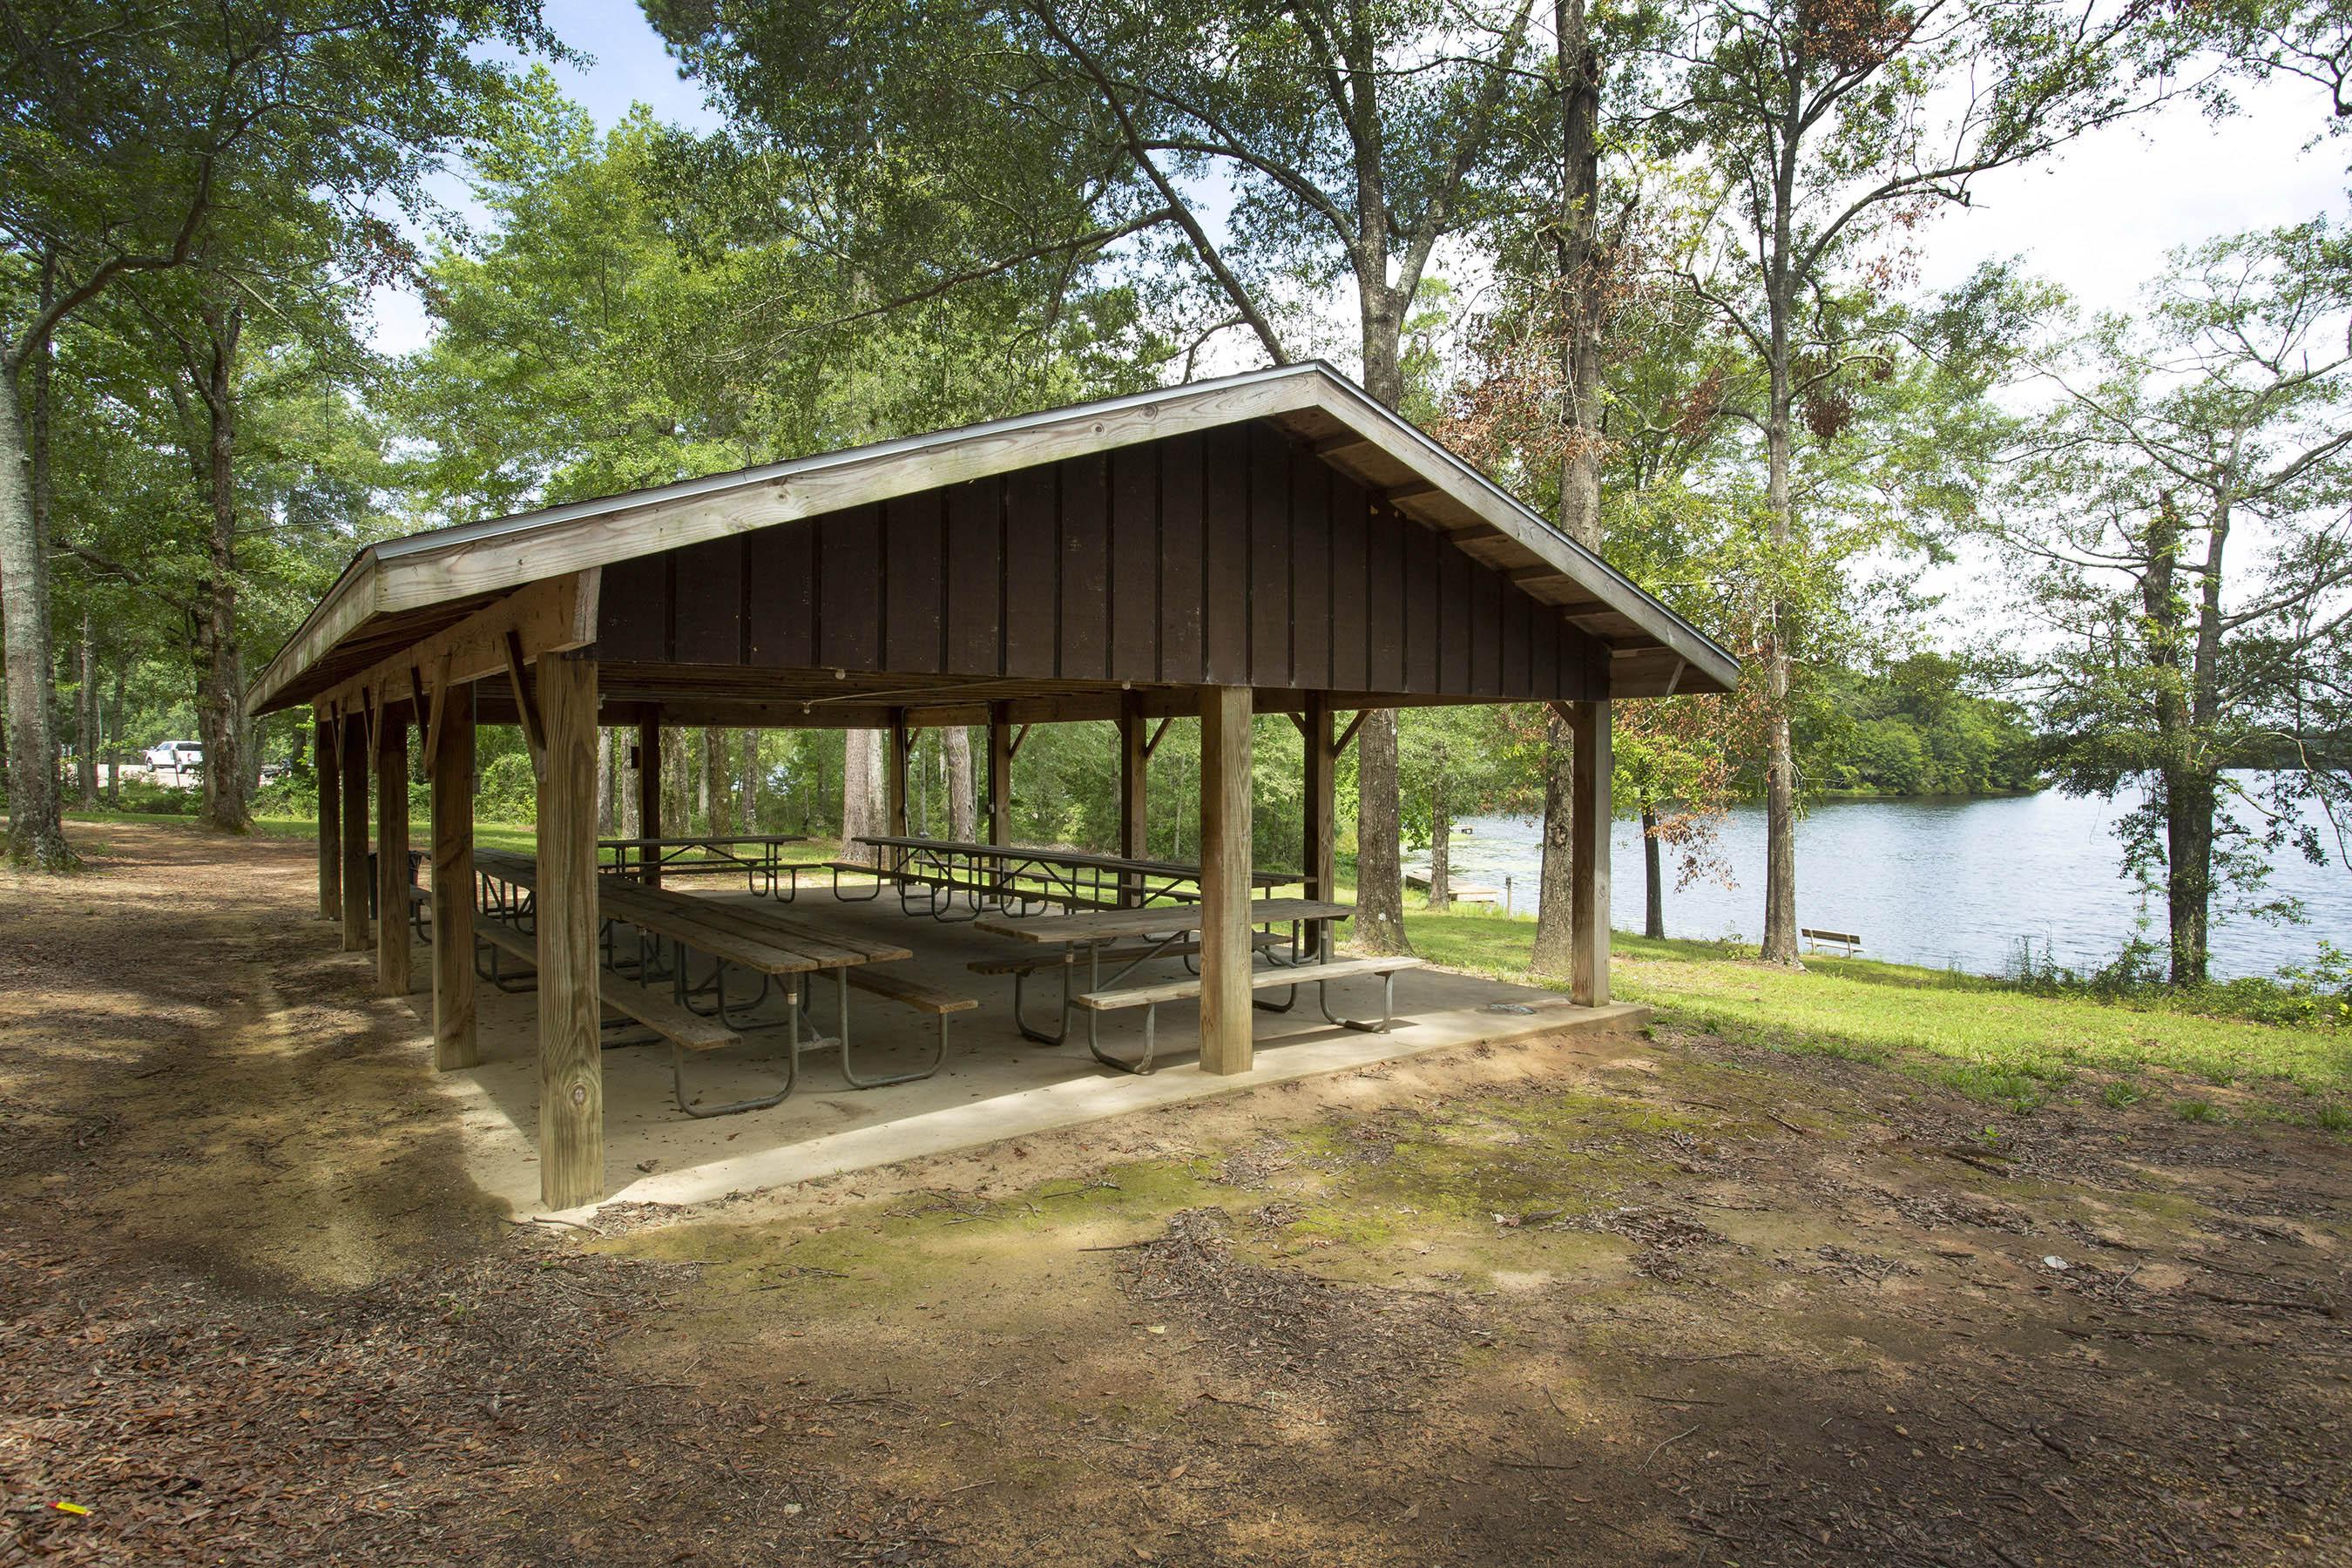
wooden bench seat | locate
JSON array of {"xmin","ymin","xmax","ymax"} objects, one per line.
[
  {"xmin": 966, "ymin": 929, "xmax": 1283, "ymax": 977},
  {"xmin": 848, "ymin": 967, "xmax": 978, "ymax": 1015},
  {"xmin": 475, "ymin": 916, "xmax": 740, "ymax": 1052},
  {"xmin": 1072, "ymin": 955, "xmax": 1428, "ymax": 1074},
  {"xmin": 1077, "ymin": 956, "xmax": 1426, "ymax": 1010}
]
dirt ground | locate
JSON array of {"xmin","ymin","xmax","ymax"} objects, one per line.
[{"xmin": 3, "ymin": 821, "xmax": 2349, "ymax": 1566}]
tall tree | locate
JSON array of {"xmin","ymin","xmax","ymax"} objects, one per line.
[
  {"xmin": 1991, "ymin": 223, "xmax": 2352, "ymax": 984},
  {"xmin": 649, "ymin": 0, "xmax": 1576, "ymax": 953},
  {"xmin": 1654, "ymin": 0, "xmax": 2187, "ymax": 962},
  {"xmin": 0, "ymin": 0, "xmax": 547, "ymax": 866}
]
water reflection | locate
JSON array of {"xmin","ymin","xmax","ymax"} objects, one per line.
[{"xmin": 1409, "ymin": 776, "xmax": 2350, "ymax": 980}]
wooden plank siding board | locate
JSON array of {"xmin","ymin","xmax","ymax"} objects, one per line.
[
  {"xmin": 1328, "ymin": 473, "xmax": 1368, "ymax": 692},
  {"xmin": 746, "ymin": 517, "xmax": 815, "ymax": 667},
  {"xmin": 1003, "ymin": 466, "xmax": 1058, "ymax": 679},
  {"xmin": 1109, "ymin": 445, "xmax": 1158, "ymax": 678},
  {"xmin": 1157, "ymin": 433, "xmax": 1205, "ymax": 682},
  {"xmin": 598, "ymin": 552, "xmax": 668, "ymax": 665},
  {"xmin": 883, "ymin": 490, "xmax": 944, "ymax": 673},
  {"xmin": 1247, "ymin": 423, "xmax": 1291, "ymax": 688},
  {"xmin": 1366, "ymin": 498, "xmax": 1405, "ymax": 690},
  {"xmin": 1440, "ymin": 542, "xmax": 1471, "ymax": 694},
  {"xmin": 595, "ymin": 420, "xmax": 1612, "ymax": 705},
  {"xmin": 1057, "ymin": 455, "xmax": 1111, "ymax": 679},
  {"xmin": 1502, "ymin": 587, "xmax": 1531, "ymax": 694},
  {"xmin": 817, "ymin": 504, "xmax": 881, "ymax": 670},
  {"xmin": 1472, "ymin": 565, "xmax": 1504, "ymax": 696},
  {"xmin": 1200, "ymin": 425, "xmax": 1249, "ymax": 686},
  {"xmin": 944, "ymin": 477, "xmax": 1002, "ymax": 672},
  {"xmin": 1290, "ymin": 445, "xmax": 1331, "ymax": 690},
  {"xmin": 672, "ymin": 536, "xmax": 742, "ymax": 666}
]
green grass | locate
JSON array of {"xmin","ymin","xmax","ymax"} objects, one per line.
[{"xmin": 1392, "ymin": 907, "xmax": 2352, "ymax": 1116}]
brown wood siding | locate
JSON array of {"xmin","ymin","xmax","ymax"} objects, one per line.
[
  {"xmin": 1291, "ymin": 448, "xmax": 1331, "ymax": 690},
  {"xmin": 1200, "ymin": 425, "xmax": 1249, "ymax": 686},
  {"xmin": 598, "ymin": 419, "xmax": 1606, "ymax": 704},
  {"xmin": 1003, "ymin": 466, "xmax": 1056, "ymax": 679},
  {"xmin": 1058, "ymin": 455, "xmax": 1110, "ymax": 679},
  {"xmin": 1247, "ymin": 424, "xmax": 1291, "ymax": 687},
  {"xmin": 944, "ymin": 477, "xmax": 1000, "ymax": 672},
  {"xmin": 883, "ymin": 491, "xmax": 944, "ymax": 672},
  {"xmin": 747, "ymin": 516, "xmax": 815, "ymax": 668}
]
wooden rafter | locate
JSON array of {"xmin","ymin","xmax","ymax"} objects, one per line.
[{"xmin": 504, "ymin": 629, "xmax": 547, "ymax": 782}]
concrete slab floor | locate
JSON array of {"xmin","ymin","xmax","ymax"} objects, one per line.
[{"xmin": 410, "ymin": 885, "xmax": 1652, "ymax": 1216}]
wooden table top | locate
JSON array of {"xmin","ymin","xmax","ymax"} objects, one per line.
[
  {"xmin": 474, "ymin": 848, "xmax": 907, "ymax": 971},
  {"xmin": 598, "ymin": 833, "xmax": 810, "ymax": 849},
  {"xmin": 856, "ymin": 835, "xmax": 1293, "ymax": 886},
  {"xmin": 973, "ymin": 898, "xmax": 1350, "ymax": 945}
]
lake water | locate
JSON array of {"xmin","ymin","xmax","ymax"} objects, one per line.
[{"xmin": 1410, "ymin": 778, "xmax": 2351, "ymax": 981}]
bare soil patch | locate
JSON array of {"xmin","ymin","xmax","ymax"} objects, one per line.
[{"xmin": 5, "ymin": 821, "xmax": 2350, "ymax": 1565}]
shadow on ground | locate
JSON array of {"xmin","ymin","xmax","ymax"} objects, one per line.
[{"xmin": 3, "ymin": 821, "xmax": 2347, "ymax": 1565}]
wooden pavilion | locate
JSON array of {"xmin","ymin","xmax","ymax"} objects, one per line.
[{"xmin": 247, "ymin": 362, "xmax": 1737, "ymax": 1207}]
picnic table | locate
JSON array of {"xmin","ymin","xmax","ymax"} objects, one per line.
[
  {"xmin": 470, "ymin": 847, "xmax": 964, "ymax": 1112},
  {"xmin": 599, "ymin": 832, "xmax": 810, "ymax": 896},
  {"xmin": 851, "ymin": 835, "xmax": 1292, "ymax": 922},
  {"xmin": 970, "ymin": 899, "xmax": 1423, "ymax": 1074}
]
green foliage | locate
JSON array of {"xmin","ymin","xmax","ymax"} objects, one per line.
[
  {"xmin": 1986, "ymin": 220, "xmax": 2352, "ymax": 981},
  {"xmin": 1800, "ymin": 656, "xmax": 2041, "ymax": 796},
  {"xmin": 476, "ymin": 753, "xmax": 541, "ymax": 825}
]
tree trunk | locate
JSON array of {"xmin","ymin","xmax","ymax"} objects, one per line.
[
  {"xmin": 0, "ymin": 364, "xmax": 71, "ymax": 868},
  {"xmin": 1642, "ymin": 798, "xmax": 1665, "ymax": 939},
  {"xmin": 662, "ymin": 727, "xmax": 693, "ymax": 835},
  {"xmin": 2163, "ymin": 768, "xmax": 2214, "ymax": 986},
  {"xmin": 1531, "ymin": 8, "xmax": 1607, "ymax": 971},
  {"xmin": 1354, "ymin": 708, "xmax": 1410, "ymax": 954},
  {"xmin": 2143, "ymin": 495, "xmax": 2212, "ymax": 987},
  {"xmin": 1428, "ymin": 754, "xmax": 1452, "ymax": 912},
  {"xmin": 618, "ymin": 729, "xmax": 642, "ymax": 839},
  {"xmin": 1757, "ymin": 126, "xmax": 1802, "ymax": 967},
  {"xmin": 105, "ymin": 657, "xmax": 125, "ymax": 806},
  {"xmin": 946, "ymin": 725, "xmax": 975, "ymax": 840},
  {"xmin": 842, "ymin": 727, "xmax": 880, "ymax": 862},
  {"xmin": 596, "ymin": 729, "xmax": 615, "ymax": 835},
  {"xmin": 1349, "ymin": 275, "xmax": 1414, "ymax": 955},
  {"xmin": 75, "ymin": 612, "xmax": 98, "ymax": 807},
  {"xmin": 1530, "ymin": 705, "xmax": 1577, "ymax": 974},
  {"xmin": 1554, "ymin": 0, "xmax": 1605, "ymax": 545},
  {"xmin": 699, "ymin": 727, "xmax": 721, "ymax": 834},
  {"xmin": 191, "ymin": 304, "xmax": 249, "ymax": 835},
  {"xmin": 739, "ymin": 730, "xmax": 759, "ymax": 831}
]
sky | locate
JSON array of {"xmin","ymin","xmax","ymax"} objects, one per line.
[{"xmin": 369, "ymin": 0, "xmax": 2350, "ymax": 369}]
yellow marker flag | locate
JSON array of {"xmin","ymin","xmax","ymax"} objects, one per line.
[{"xmin": 52, "ymin": 1502, "xmax": 90, "ymax": 1516}]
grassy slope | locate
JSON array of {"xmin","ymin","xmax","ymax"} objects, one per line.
[{"xmin": 1401, "ymin": 907, "xmax": 2351, "ymax": 1118}]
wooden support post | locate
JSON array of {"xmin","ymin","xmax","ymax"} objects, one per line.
[
  {"xmin": 375, "ymin": 703, "xmax": 412, "ymax": 996},
  {"xmin": 1119, "ymin": 691, "xmax": 1147, "ymax": 904},
  {"xmin": 431, "ymin": 681, "xmax": 477, "ymax": 1071},
  {"xmin": 1198, "ymin": 686, "xmax": 1254, "ymax": 1075},
  {"xmin": 986, "ymin": 701, "xmax": 1012, "ymax": 845},
  {"xmin": 636, "ymin": 713, "xmax": 661, "ymax": 887},
  {"xmin": 340, "ymin": 715, "xmax": 370, "ymax": 951},
  {"xmin": 887, "ymin": 710, "xmax": 910, "ymax": 838},
  {"xmin": 1568, "ymin": 700, "xmax": 1612, "ymax": 1007},
  {"xmin": 315, "ymin": 713, "xmax": 340, "ymax": 921},
  {"xmin": 1302, "ymin": 693, "xmax": 1335, "ymax": 918},
  {"xmin": 537, "ymin": 653, "xmax": 603, "ymax": 1210}
]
